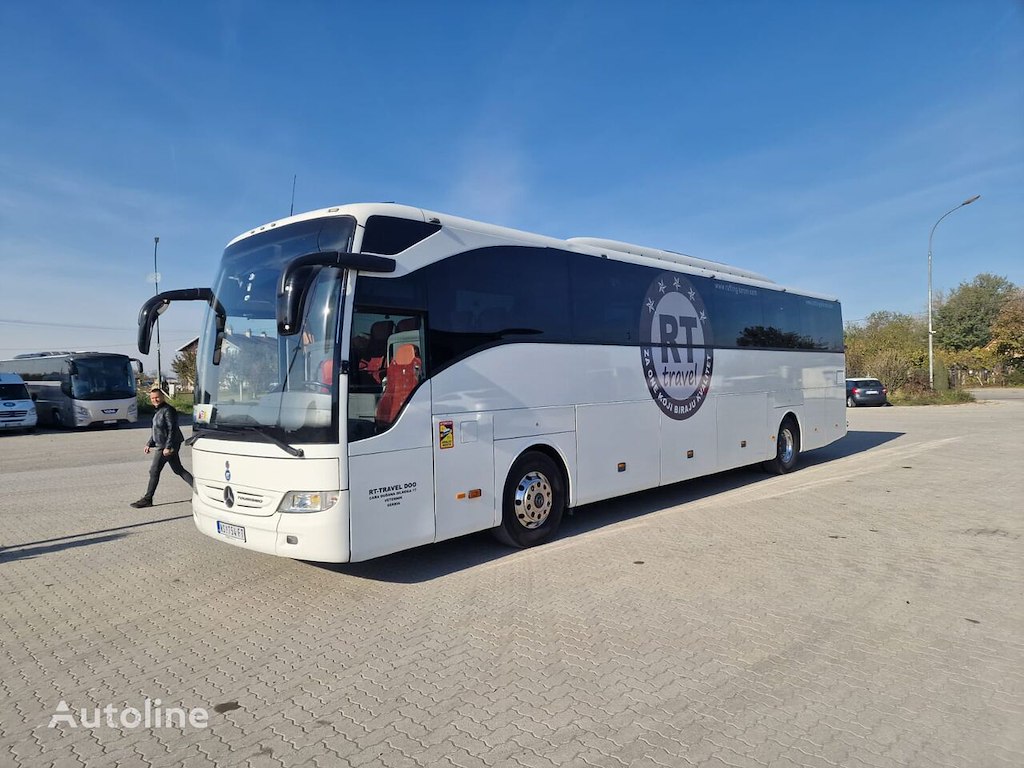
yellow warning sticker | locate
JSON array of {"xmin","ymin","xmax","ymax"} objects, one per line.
[{"xmin": 439, "ymin": 420, "xmax": 454, "ymax": 449}]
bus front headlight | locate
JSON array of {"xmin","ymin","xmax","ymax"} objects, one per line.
[{"xmin": 278, "ymin": 491, "xmax": 340, "ymax": 513}]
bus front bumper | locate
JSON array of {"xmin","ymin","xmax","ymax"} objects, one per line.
[
  {"xmin": 75, "ymin": 400, "xmax": 138, "ymax": 426},
  {"xmin": 192, "ymin": 491, "xmax": 351, "ymax": 563}
]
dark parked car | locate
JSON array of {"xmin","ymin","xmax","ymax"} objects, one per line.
[{"xmin": 846, "ymin": 377, "xmax": 889, "ymax": 407}]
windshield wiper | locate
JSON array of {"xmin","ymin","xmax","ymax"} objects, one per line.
[
  {"xmin": 186, "ymin": 424, "xmax": 304, "ymax": 457},
  {"xmin": 235, "ymin": 426, "xmax": 305, "ymax": 457}
]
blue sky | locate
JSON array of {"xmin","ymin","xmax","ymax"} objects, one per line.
[{"xmin": 1, "ymin": 1, "xmax": 1021, "ymax": 371}]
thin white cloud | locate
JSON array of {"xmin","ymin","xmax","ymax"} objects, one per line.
[{"xmin": 447, "ymin": 139, "xmax": 531, "ymax": 224}]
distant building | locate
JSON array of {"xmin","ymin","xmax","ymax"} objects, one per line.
[{"xmin": 174, "ymin": 337, "xmax": 199, "ymax": 394}]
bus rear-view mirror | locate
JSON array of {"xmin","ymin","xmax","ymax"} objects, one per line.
[{"xmin": 137, "ymin": 288, "xmax": 222, "ymax": 355}]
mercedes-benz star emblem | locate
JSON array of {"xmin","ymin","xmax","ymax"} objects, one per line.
[{"xmin": 223, "ymin": 486, "xmax": 235, "ymax": 508}]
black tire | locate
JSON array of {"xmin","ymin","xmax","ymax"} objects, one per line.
[
  {"xmin": 493, "ymin": 451, "xmax": 566, "ymax": 548},
  {"xmin": 763, "ymin": 416, "xmax": 800, "ymax": 475},
  {"xmin": 847, "ymin": 396, "xmax": 857, "ymax": 408},
  {"xmin": 52, "ymin": 410, "xmax": 65, "ymax": 428}
]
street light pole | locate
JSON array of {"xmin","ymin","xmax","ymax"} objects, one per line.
[
  {"xmin": 153, "ymin": 236, "xmax": 162, "ymax": 388},
  {"xmin": 928, "ymin": 195, "xmax": 980, "ymax": 389}
]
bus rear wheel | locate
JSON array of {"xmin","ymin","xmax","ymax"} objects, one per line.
[
  {"xmin": 763, "ymin": 416, "xmax": 800, "ymax": 475},
  {"xmin": 494, "ymin": 451, "xmax": 566, "ymax": 549}
]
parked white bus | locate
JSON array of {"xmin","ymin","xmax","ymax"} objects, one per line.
[
  {"xmin": 138, "ymin": 203, "xmax": 846, "ymax": 562},
  {"xmin": 0, "ymin": 352, "xmax": 140, "ymax": 428}
]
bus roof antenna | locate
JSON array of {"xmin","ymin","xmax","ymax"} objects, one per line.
[{"xmin": 290, "ymin": 175, "xmax": 297, "ymax": 216}]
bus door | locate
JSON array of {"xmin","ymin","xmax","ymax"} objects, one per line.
[
  {"xmin": 346, "ymin": 397, "xmax": 435, "ymax": 561},
  {"xmin": 346, "ymin": 311, "xmax": 435, "ymax": 561},
  {"xmin": 432, "ymin": 413, "xmax": 495, "ymax": 542}
]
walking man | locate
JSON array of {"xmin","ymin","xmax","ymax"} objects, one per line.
[{"xmin": 130, "ymin": 384, "xmax": 193, "ymax": 508}]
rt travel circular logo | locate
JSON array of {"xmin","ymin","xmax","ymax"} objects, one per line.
[{"xmin": 640, "ymin": 273, "xmax": 713, "ymax": 420}]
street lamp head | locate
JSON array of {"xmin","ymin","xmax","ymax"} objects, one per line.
[{"xmin": 962, "ymin": 195, "xmax": 981, "ymax": 206}]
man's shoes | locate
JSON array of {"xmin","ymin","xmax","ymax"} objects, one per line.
[{"xmin": 130, "ymin": 498, "xmax": 153, "ymax": 508}]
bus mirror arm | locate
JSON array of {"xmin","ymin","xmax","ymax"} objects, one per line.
[
  {"xmin": 137, "ymin": 288, "xmax": 226, "ymax": 355},
  {"xmin": 277, "ymin": 251, "xmax": 396, "ymax": 336}
]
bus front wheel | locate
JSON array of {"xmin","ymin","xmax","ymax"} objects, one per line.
[
  {"xmin": 494, "ymin": 451, "xmax": 566, "ymax": 549},
  {"xmin": 763, "ymin": 417, "xmax": 800, "ymax": 475}
]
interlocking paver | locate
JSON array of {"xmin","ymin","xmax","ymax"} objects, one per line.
[{"xmin": 2, "ymin": 399, "xmax": 1023, "ymax": 767}]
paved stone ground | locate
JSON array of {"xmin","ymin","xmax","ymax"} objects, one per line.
[{"xmin": 1, "ymin": 395, "xmax": 1021, "ymax": 767}]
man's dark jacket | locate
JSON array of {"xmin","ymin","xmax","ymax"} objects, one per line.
[{"xmin": 148, "ymin": 404, "xmax": 185, "ymax": 450}]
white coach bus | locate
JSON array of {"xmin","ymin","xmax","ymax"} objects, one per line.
[
  {"xmin": 0, "ymin": 351, "xmax": 140, "ymax": 428},
  {"xmin": 138, "ymin": 203, "xmax": 846, "ymax": 562}
]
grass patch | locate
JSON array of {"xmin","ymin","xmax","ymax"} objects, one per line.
[{"xmin": 889, "ymin": 388, "xmax": 975, "ymax": 406}]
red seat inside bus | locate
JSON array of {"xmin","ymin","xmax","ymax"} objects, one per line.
[{"xmin": 375, "ymin": 343, "xmax": 421, "ymax": 428}]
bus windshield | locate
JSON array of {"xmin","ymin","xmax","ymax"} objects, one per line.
[
  {"xmin": 194, "ymin": 216, "xmax": 356, "ymax": 444},
  {"xmin": 70, "ymin": 356, "xmax": 137, "ymax": 400}
]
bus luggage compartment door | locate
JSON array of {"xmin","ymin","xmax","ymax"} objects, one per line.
[{"xmin": 432, "ymin": 413, "xmax": 495, "ymax": 542}]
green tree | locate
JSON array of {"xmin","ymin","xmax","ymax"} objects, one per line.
[
  {"xmin": 843, "ymin": 311, "xmax": 927, "ymax": 392},
  {"xmin": 172, "ymin": 347, "xmax": 197, "ymax": 391},
  {"xmin": 933, "ymin": 273, "xmax": 1016, "ymax": 351},
  {"xmin": 987, "ymin": 288, "xmax": 1024, "ymax": 367},
  {"xmin": 941, "ymin": 347, "xmax": 1003, "ymax": 387}
]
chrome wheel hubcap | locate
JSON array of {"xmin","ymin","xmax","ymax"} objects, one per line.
[
  {"xmin": 780, "ymin": 428, "xmax": 795, "ymax": 464},
  {"xmin": 514, "ymin": 471, "xmax": 552, "ymax": 529}
]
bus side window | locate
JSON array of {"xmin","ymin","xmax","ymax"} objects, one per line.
[{"xmin": 348, "ymin": 310, "xmax": 426, "ymax": 441}]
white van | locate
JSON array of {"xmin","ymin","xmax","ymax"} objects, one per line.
[{"xmin": 0, "ymin": 372, "xmax": 38, "ymax": 432}]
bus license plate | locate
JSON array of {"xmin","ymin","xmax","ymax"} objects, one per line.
[{"xmin": 217, "ymin": 521, "xmax": 246, "ymax": 542}]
